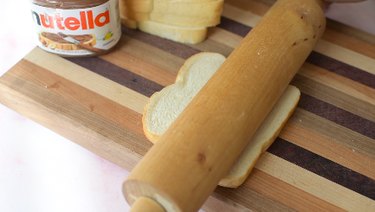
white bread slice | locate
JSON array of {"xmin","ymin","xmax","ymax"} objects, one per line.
[
  {"xmin": 150, "ymin": 0, "xmax": 223, "ymax": 27},
  {"xmin": 142, "ymin": 52, "xmax": 300, "ymax": 187},
  {"xmin": 152, "ymin": 0, "xmax": 223, "ymax": 15},
  {"xmin": 138, "ymin": 21, "xmax": 208, "ymax": 44},
  {"xmin": 125, "ymin": 11, "xmax": 149, "ymax": 22},
  {"xmin": 143, "ymin": 52, "xmax": 225, "ymax": 142},
  {"xmin": 149, "ymin": 12, "xmax": 221, "ymax": 28},
  {"xmin": 219, "ymin": 86, "xmax": 300, "ymax": 187},
  {"xmin": 122, "ymin": 0, "xmax": 222, "ymax": 27},
  {"xmin": 119, "ymin": 0, "xmax": 224, "ymax": 44},
  {"xmin": 124, "ymin": 0, "xmax": 152, "ymax": 13},
  {"xmin": 119, "ymin": 0, "xmax": 150, "ymax": 22}
]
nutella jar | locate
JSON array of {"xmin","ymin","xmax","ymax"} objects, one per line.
[{"xmin": 31, "ymin": 0, "xmax": 121, "ymax": 56}]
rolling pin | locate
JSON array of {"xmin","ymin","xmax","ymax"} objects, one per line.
[{"xmin": 123, "ymin": 0, "xmax": 326, "ymax": 211}]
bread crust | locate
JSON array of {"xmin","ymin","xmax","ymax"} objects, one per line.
[{"xmin": 138, "ymin": 21, "xmax": 208, "ymax": 44}]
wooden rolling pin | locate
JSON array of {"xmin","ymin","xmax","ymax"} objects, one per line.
[{"xmin": 123, "ymin": 0, "xmax": 326, "ymax": 211}]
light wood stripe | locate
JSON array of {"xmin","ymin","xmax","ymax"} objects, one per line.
[
  {"xmin": 207, "ymin": 28, "xmax": 242, "ymax": 49},
  {"xmin": 300, "ymin": 63, "xmax": 375, "ymax": 107},
  {"xmin": 322, "ymin": 22, "xmax": 375, "ymax": 59},
  {"xmin": 122, "ymin": 26, "xmax": 200, "ymax": 59},
  {"xmin": 188, "ymin": 36, "xmax": 234, "ymax": 57},
  {"xmin": 203, "ymin": 195, "xmax": 252, "ymax": 212},
  {"xmin": 103, "ymin": 50, "xmax": 172, "ymax": 86},
  {"xmin": 24, "ymin": 48, "xmax": 148, "ymax": 114},
  {"xmin": 12, "ymin": 59, "xmax": 146, "ymax": 138},
  {"xmin": 292, "ymin": 74, "xmax": 375, "ymax": 123},
  {"xmin": 0, "ymin": 68, "xmax": 143, "ymax": 171},
  {"xmin": 324, "ymin": 16, "xmax": 375, "ymax": 45},
  {"xmin": 268, "ymin": 138, "xmax": 375, "ymax": 199},
  {"xmin": 222, "ymin": 3, "xmax": 375, "ymax": 75},
  {"xmin": 216, "ymin": 183, "xmax": 295, "ymax": 211},
  {"xmin": 314, "ymin": 40, "xmax": 375, "ymax": 75},
  {"xmin": 101, "ymin": 36, "xmax": 184, "ymax": 86},
  {"xmin": 280, "ymin": 109, "xmax": 375, "ymax": 180},
  {"xmin": 222, "ymin": 4, "xmax": 261, "ymax": 28},
  {"xmin": 114, "ymin": 36, "xmax": 184, "ymax": 73},
  {"xmin": 100, "ymin": 37, "xmax": 176, "ymax": 87},
  {"xmin": 244, "ymin": 169, "xmax": 344, "ymax": 211},
  {"xmin": 256, "ymin": 153, "xmax": 375, "ymax": 211}
]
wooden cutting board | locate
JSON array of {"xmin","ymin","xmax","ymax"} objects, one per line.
[{"xmin": 1, "ymin": 0, "xmax": 374, "ymax": 211}]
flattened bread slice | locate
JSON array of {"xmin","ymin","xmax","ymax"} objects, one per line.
[
  {"xmin": 143, "ymin": 52, "xmax": 300, "ymax": 188},
  {"xmin": 219, "ymin": 86, "xmax": 300, "ymax": 187}
]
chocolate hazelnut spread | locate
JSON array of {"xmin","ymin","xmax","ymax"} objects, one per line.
[{"xmin": 31, "ymin": 0, "xmax": 121, "ymax": 57}]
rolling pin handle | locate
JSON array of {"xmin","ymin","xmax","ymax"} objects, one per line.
[{"xmin": 130, "ymin": 197, "xmax": 165, "ymax": 212}]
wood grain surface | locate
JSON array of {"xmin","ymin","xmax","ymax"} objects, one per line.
[{"xmin": 0, "ymin": 0, "xmax": 374, "ymax": 211}]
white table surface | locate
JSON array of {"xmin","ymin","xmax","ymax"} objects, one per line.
[{"xmin": 1, "ymin": 1, "xmax": 374, "ymax": 212}]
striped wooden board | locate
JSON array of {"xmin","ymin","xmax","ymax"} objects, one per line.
[{"xmin": 1, "ymin": 0, "xmax": 374, "ymax": 211}]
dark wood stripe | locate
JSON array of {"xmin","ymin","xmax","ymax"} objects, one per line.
[
  {"xmin": 298, "ymin": 93, "xmax": 375, "ymax": 139},
  {"xmin": 268, "ymin": 138, "xmax": 375, "ymax": 200},
  {"xmin": 67, "ymin": 57, "xmax": 163, "ymax": 97},
  {"xmin": 122, "ymin": 26, "xmax": 200, "ymax": 59},
  {"xmin": 218, "ymin": 16, "xmax": 251, "ymax": 37},
  {"xmin": 307, "ymin": 52, "xmax": 375, "ymax": 89},
  {"xmin": 122, "ymin": 25, "xmax": 224, "ymax": 59},
  {"xmin": 218, "ymin": 17, "xmax": 375, "ymax": 88},
  {"xmin": 291, "ymin": 74, "xmax": 375, "ymax": 123}
]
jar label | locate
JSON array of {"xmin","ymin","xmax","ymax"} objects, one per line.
[{"xmin": 31, "ymin": 0, "xmax": 121, "ymax": 56}]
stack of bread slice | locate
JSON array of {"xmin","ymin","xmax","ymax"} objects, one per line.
[{"xmin": 120, "ymin": 0, "xmax": 224, "ymax": 44}]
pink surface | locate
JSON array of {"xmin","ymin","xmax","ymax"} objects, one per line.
[
  {"xmin": 0, "ymin": 1, "xmax": 374, "ymax": 212},
  {"xmin": 0, "ymin": 1, "xmax": 130, "ymax": 212}
]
